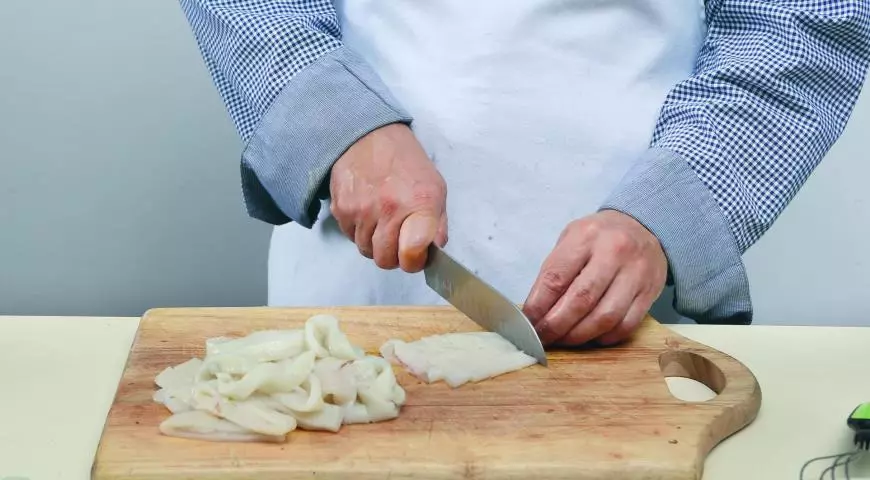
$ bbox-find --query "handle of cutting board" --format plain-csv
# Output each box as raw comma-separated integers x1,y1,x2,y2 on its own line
657,341,762,459
659,345,759,402
658,341,762,445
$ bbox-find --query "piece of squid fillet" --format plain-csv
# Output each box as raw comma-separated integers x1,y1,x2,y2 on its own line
380,331,537,388
159,410,286,443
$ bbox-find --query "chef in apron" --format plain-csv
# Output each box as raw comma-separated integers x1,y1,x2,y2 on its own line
179,0,870,345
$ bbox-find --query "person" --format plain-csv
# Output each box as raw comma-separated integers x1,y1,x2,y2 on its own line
177,0,869,347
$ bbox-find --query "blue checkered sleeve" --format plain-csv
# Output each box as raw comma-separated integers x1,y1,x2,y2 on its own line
602,0,870,324
177,0,413,227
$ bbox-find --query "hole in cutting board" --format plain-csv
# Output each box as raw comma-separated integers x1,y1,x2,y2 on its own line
664,377,716,402
659,350,724,402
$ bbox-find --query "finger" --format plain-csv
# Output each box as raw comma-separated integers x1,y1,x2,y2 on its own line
434,212,448,247
534,254,619,345
328,172,356,240
354,214,377,259
598,282,661,345
596,293,650,346
398,211,440,272
330,202,356,241
352,198,379,258
554,270,637,346
522,239,591,327
372,215,402,269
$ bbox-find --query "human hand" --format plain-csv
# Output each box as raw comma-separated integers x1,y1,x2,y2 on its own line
329,123,448,273
522,210,668,347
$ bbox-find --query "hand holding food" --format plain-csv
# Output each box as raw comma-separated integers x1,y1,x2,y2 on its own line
523,210,668,347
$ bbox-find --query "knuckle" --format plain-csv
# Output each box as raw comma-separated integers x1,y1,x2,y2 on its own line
329,198,343,214
570,285,596,312
372,232,399,268
378,193,400,217
566,218,597,240
610,231,635,255
524,303,548,323
596,309,623,329
580,218,599,233
558,223,576,242
564,219,583,235
541,270,568,294
561,325,591,346
331,199,355,219
412,183,446,206
525,307,544,323
356,197,373,215
537,318,561,340
567,218,586,231
412,190,437,205
378,224,400,246
356,234,373,251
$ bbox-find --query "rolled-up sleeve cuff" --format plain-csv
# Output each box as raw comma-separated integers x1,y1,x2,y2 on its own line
599,147,753,325
240,46,413,228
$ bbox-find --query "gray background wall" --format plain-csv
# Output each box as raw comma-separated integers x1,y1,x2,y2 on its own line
1,0,868,324
0,0,271,316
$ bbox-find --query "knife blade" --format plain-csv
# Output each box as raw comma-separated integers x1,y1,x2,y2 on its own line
423,244,548,366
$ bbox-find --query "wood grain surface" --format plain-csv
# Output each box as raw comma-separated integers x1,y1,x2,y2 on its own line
91,306,762,480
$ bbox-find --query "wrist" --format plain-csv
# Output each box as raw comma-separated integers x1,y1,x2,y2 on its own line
240,46,413,228
598,147,752,324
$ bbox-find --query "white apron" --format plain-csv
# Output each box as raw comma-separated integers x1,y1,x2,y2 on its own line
269,0,707,308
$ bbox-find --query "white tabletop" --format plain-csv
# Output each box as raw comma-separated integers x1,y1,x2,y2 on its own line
0,315,867,480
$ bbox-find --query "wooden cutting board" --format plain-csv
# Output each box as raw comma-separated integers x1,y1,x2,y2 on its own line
91,306,761,480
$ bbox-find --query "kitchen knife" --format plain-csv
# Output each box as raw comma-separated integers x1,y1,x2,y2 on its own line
423,244,548,366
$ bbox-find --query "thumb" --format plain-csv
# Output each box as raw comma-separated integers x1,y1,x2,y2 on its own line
398,211,440,273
